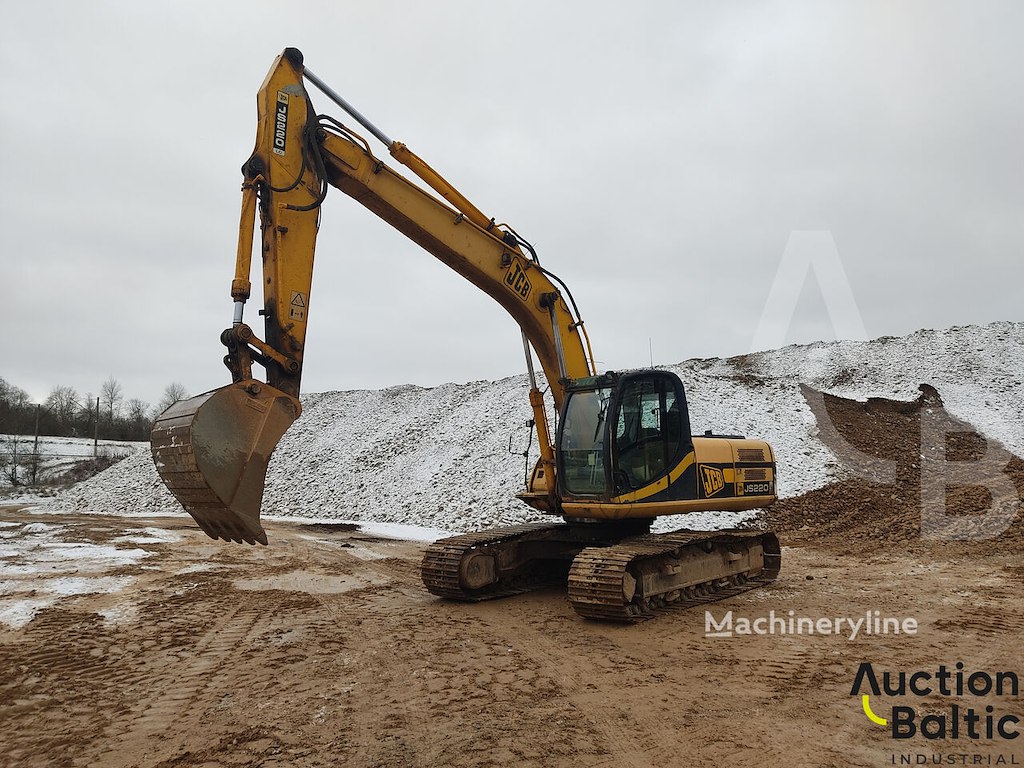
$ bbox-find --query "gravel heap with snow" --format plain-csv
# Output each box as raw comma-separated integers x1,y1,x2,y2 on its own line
54,321,1024,533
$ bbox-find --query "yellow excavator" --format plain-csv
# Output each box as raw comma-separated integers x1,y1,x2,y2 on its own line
151,48,780,620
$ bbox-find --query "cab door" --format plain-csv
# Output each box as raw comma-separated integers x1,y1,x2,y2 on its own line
611,373,690,494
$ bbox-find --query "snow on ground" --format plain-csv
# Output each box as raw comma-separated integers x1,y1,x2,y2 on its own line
50,321,1024,534
0,519,152,629
111,527,184,545
0,492,62,506
0,435,146,460
0,511,455,630
0,435,148,491
262,516,455,543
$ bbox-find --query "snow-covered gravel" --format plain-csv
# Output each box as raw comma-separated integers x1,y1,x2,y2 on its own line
51,321,1024,534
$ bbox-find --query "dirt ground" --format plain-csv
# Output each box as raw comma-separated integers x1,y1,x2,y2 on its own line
1,504,1021,768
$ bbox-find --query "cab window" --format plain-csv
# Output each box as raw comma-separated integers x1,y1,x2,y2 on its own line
559,387,612,495
613,376,685,491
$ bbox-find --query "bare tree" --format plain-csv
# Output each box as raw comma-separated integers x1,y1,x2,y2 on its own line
129,398,149,426
79,393,96,420
156,382,189,415
46,385,79,430
100,376,123,423
120,398,151,440
0,379,31,434
127,398,149,422
1,380,30,410
0,434,29,486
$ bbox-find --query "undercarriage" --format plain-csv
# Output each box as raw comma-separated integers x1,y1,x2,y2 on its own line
421,521,781,622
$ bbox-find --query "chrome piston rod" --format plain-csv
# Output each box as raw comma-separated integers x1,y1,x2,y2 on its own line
303,68,393,148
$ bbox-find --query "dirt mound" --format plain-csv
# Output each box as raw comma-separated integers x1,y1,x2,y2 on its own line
764,384,1024,553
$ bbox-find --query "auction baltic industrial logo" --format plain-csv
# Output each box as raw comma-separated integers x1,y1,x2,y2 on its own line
704,613,1020,762
853,662,1020,764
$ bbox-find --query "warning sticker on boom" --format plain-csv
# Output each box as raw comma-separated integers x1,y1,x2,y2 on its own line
289,291,307,321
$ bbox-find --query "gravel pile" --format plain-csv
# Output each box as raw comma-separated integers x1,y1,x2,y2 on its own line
765,383,1024,552
54,321,1024,534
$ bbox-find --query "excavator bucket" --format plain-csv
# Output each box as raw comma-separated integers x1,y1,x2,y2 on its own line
150,380,300,545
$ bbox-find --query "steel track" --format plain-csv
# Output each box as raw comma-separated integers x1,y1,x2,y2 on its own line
568,530,781,621
422,523,781,621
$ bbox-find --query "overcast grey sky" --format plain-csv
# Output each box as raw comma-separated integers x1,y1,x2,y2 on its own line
2,1,1021,408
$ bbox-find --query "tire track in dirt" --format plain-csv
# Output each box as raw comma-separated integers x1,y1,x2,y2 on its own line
505,589,852,768
7,510,1023,768
467,597,661,768
934,607,1024,638
687,643,834,764
295,563,613,767
94,587,270,767
0,609,140,768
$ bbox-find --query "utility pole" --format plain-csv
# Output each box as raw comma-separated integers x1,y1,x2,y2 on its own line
32,404,40,485
94,396,100,458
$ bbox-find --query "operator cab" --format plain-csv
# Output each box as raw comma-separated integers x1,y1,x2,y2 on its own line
557,370,692,499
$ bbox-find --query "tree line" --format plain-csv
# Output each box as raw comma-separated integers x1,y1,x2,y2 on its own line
0,376,188,443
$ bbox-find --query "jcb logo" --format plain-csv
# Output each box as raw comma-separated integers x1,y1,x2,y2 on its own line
700,465,725,497
504,262,532,301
